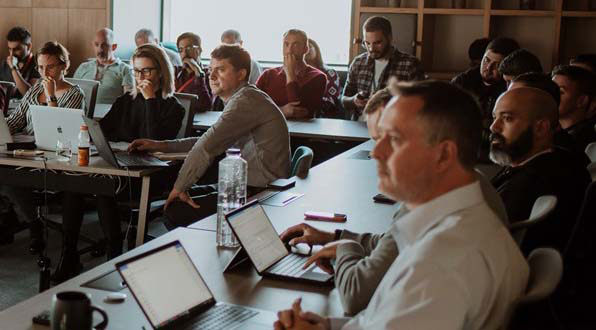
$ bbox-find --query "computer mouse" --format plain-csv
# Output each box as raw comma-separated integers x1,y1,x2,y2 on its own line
104,292,127,303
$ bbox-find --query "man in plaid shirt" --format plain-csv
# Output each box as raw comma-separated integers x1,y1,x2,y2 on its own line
342,16,424,120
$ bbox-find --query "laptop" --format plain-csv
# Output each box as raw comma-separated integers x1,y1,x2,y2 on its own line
0,115,12,148
82,116,169,168
115,240,276,330
30,105,83,151
225,200,333,284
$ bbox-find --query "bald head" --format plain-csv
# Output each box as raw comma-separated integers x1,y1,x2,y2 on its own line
497,87,558,128
93,27,116,64
96,28,114,44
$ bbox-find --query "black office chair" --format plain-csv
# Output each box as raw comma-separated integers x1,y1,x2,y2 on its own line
0,81,15,116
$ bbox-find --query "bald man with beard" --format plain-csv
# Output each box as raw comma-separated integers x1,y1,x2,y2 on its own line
489,87,591,253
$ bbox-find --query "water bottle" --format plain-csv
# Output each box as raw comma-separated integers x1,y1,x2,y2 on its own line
77,125,90,166
216,148,247,248
55,126,71,161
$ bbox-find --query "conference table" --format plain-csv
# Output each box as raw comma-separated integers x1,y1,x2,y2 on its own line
0,139,399,329
0,152,160,247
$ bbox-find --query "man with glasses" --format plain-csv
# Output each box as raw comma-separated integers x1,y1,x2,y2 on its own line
174,32,212,111
135,28,182,67
0,26,40,98
342,16,424,121
73,28,133,104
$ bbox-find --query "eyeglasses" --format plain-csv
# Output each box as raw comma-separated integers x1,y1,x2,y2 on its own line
37,63,62,73
177,45,200,53
133,67,157,77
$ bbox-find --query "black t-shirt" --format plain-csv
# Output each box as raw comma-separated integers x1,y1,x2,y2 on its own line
491,147,591,254
566,116,596,153
0,55,40,98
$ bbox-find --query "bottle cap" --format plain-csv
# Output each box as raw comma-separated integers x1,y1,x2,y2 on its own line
80,125,88,131
226,148,241,155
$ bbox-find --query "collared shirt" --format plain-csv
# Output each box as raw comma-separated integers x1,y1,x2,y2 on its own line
0,53,41,98
336,182,528,330
73,58,133,104
342,46,424,101
166,83,290,190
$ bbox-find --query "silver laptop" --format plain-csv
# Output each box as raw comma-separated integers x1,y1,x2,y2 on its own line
0,115,12,148
116,240,275,330
30,105,84,151
225,200,334,284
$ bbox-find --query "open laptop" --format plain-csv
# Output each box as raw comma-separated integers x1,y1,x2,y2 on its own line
0,115,12,148
30,105,83,151
225,200,333,284
82,116,168,168
115,240,276,330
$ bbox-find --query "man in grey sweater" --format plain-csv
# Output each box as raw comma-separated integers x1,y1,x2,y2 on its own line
129,44,290,210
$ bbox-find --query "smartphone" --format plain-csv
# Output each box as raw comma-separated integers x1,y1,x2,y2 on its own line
304,211,347,222
32,310,50,326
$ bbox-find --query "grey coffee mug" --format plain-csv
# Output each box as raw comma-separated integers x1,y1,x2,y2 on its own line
51,291,108,330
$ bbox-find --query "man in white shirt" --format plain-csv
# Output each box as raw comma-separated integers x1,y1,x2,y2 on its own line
134,28,182,67
274,81,529,330
73,28,133,104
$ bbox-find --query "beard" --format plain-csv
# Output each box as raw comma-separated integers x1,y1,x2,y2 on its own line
489,127,534,166
369,44,390,60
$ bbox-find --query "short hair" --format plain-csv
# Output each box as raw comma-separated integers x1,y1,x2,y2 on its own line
283,29,308,45
468,38,491,62
176,32,202,53
512,72,561,105
7,26,31,44
570,53,596,72
37,41,70,72
392,81,482,169
131,43,175,99
210,44,251,82
364,88,392,115
221,29,242,43
135,28,156,42
486,37,520,57
498,49,543,77
551,64,596,96
97,28,114,45
363,16,392,40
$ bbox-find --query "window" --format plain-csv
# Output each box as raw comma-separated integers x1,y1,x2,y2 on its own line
165,0,352,66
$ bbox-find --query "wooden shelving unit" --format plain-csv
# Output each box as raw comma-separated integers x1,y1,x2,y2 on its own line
351,0,596,80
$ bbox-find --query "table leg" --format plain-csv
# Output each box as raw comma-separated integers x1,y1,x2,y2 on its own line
135,176,151,247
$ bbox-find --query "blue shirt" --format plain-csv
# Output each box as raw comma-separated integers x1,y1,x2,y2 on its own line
73,58,133,104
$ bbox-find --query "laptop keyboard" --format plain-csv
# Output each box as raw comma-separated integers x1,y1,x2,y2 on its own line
268,253,313,278
116,153,160,167
189,304,258,330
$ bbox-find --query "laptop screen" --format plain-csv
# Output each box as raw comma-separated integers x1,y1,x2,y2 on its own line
226,202,288,273
117,242,214,328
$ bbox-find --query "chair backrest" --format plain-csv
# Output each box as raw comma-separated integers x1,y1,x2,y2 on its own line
290,146,314,178
586,142,596,163
509,195,557,246
0,81,16,116
589,162,596,182
173,92,198,138
564,181,596,258
65,77,99,118
520,248,563,304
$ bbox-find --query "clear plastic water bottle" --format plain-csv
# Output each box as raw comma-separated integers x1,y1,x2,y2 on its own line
55,126,71,161
216,148,247,248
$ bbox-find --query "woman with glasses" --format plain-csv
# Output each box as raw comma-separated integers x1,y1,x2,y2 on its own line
173,32,212,112
305,38,342,118
53,43,184,283
5,41,84,135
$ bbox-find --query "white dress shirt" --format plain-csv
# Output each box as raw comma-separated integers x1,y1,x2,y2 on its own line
335,181,529,330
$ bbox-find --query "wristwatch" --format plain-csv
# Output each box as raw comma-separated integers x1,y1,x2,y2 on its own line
49,95,58,103
334,229,343,241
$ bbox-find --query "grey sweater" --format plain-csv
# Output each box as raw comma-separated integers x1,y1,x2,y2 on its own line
334,171,508,316
165,83,291,191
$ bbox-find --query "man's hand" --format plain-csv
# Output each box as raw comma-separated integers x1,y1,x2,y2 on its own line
7,55,17,69
127,139,166,153
281,101,309,119
353,94,368,109
137,79,156,99
280,223,335,247
283,53,298,83
183,58,204,77
164,188,199,210
302,240,350,274
42,77,57,101
274,298,329,330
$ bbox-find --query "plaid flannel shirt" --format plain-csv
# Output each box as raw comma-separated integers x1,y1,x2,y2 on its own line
343,47,424,100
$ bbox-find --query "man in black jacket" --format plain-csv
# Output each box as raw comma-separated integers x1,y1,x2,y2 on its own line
489,87,591,253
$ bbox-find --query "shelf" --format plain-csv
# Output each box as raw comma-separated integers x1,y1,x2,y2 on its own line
562,11,596,18
490,9,555,17
359,6,418,14
423,8,483,15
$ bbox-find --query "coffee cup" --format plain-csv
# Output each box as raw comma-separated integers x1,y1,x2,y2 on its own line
51,291,108,330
